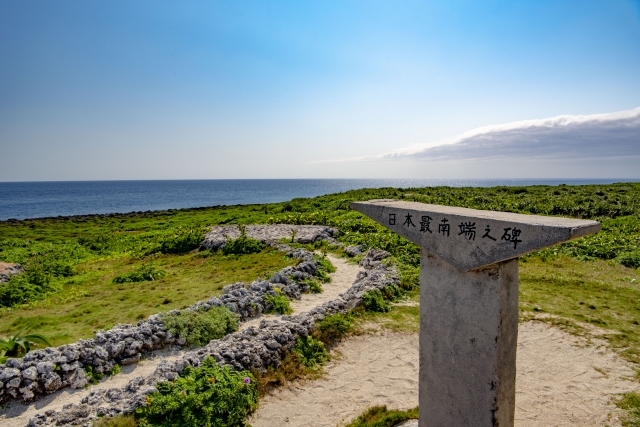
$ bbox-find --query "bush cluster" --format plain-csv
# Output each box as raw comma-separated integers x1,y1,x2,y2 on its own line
0,273,58,308
292,335,328,369
112,263,166,284
264,293,293,315
162,307,239,347
314,313,353,345
222,236,265,256
362,289,390,313
136,357,258,427
302,278,323,294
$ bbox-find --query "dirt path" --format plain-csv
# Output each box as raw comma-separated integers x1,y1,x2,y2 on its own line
242,254,361,330
1,254,361,427
249,322,639,427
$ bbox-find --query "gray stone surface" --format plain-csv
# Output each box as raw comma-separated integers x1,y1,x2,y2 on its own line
0,263,24,284
351,199,600,271
201,224,339,250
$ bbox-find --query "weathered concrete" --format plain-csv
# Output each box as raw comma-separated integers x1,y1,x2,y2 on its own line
351,199,601,427
351,199,600,272
420,254,518,426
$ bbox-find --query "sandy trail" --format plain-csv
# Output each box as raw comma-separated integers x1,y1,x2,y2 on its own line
242,254,360,330
1,254,361,426
249,322,639,427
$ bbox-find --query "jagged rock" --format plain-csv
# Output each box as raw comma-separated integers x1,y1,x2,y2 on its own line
201,224,339,250
345,245,364,256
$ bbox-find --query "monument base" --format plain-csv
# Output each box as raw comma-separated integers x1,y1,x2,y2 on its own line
419,251,519,427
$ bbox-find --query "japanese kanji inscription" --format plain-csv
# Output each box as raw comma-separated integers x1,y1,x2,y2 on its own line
351,199,601,427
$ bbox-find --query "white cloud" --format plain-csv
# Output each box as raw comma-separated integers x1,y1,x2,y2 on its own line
374,107,640,161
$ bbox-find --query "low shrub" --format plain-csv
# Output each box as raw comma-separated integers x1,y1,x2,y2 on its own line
314,255,336,283
162,307,238,347
0,256,67,307
93,414,138,427
363,289,390,313
0,273,58,308
617,251,640,269
156,228,206,255
222,236,265,256
381,284,402,301
85,366,103,385
136,357,258,427
112,263,166,284
345,405,419,427
303,278,323,294
292,335,328,368
314,313,353,345
264,293,293,315
0,327,52,362
398,264,419,291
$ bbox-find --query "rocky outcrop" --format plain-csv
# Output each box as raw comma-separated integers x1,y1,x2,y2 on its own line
26,249,398,427
0,263,24,284
201,225,339,250
0,245,321,405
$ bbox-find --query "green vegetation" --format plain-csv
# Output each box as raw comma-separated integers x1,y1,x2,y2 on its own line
136,357,258,427
292,335,328,369
0,182,638,362
345,406,419,427
303,278,323,293
0,327,52,362
264,292,293,315
616,392,640,427
313,313,354,345
0,249,293,345
519,255,640,363
112,262,166,284
93,415,138,427
222,235,265,256
84,363,121,385
363,289,391,313
314,255,336,283
162,307,238,347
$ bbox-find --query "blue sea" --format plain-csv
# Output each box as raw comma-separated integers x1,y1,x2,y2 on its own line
0,179,636,221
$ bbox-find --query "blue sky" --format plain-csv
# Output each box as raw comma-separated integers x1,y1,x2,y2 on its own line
1,0,639,181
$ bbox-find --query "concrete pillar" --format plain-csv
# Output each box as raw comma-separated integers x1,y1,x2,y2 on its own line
350,199,601,427
420,252,518,427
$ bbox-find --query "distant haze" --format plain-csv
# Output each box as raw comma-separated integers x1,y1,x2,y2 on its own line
1,1,639,181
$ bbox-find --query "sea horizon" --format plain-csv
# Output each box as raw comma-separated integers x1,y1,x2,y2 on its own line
1,178,638,221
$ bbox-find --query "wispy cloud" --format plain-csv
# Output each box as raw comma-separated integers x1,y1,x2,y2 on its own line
372,107,640,161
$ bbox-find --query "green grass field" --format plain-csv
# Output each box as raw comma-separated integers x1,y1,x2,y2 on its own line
0,182,638,352
0,249,294,345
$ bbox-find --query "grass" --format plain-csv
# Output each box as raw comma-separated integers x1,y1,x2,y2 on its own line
361,255,640,365
616,392,640,427
162,306,238,347
0,183,638,357
519,254,640,364
93,415,138,427
0,248,294,345
345,406,419,427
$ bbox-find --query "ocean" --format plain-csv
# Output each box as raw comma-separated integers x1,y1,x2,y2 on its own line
0,179,635,221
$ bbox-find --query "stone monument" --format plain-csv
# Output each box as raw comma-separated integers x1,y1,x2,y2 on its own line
351,199,600,427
